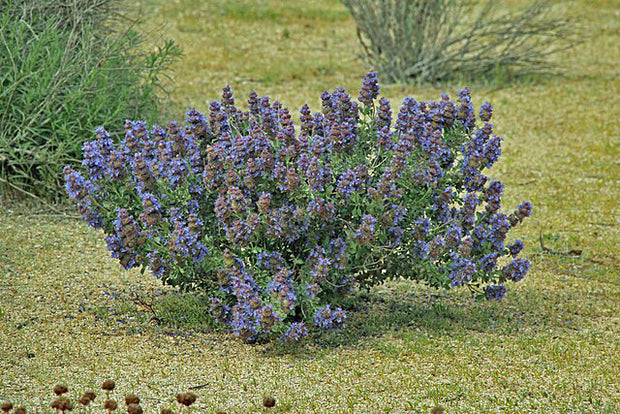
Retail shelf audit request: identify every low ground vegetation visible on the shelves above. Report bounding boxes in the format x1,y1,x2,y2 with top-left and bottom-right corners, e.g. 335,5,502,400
0,0,618,412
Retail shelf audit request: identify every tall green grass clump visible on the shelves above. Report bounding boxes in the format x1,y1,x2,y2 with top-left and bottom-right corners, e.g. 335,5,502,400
0,0,181,200
342,0,579,84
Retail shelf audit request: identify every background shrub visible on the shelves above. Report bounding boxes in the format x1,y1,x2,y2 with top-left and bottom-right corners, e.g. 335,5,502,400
65,73,532,343
0,0,181,201
341,0,580,83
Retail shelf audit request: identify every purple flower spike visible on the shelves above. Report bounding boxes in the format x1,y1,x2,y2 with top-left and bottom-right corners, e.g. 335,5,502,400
484,284,506,300
280,322,308,343
314,305,347,331
502,258,530,282
358,71,380,106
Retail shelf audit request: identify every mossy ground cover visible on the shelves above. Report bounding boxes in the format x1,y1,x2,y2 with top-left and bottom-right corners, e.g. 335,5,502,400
1,0,618,412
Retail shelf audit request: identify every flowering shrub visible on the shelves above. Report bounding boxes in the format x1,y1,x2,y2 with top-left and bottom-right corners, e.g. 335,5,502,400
65,73,532,342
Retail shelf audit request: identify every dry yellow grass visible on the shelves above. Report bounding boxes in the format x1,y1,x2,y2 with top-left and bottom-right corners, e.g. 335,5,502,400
1,0,619,412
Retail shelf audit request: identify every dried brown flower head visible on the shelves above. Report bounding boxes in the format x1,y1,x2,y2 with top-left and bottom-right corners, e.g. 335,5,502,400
51,397,73,412
78,391,96,406
14,408,27,414
125,395,140,406
51,397,66,410
84,391,96,401
1,402,13,413
263,396,276,408
185,392,197,406
126,403,143,414
104,399,118,411
176,392,197,407
78,396,90,406
102,380,116,392
431,406,445,414
53,384,69,396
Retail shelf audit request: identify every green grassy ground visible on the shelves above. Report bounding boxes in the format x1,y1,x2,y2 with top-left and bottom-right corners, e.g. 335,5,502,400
1,0,619,412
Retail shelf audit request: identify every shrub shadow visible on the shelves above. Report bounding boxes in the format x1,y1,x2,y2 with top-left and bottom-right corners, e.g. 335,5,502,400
265,279,560,356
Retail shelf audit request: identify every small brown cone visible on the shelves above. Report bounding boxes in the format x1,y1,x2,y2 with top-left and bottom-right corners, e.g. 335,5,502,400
78,391,96,406
51,396,73,413
51,397,71,411
0,402,12,413
83,391,96,401
125,395,140,406
14,408,27,414
53,384,69,396
104,399,118,411
263,396,276,408
102,380,116,392
185,392,197,406
126,403,143,414
58,397,73,412
176,392,197,407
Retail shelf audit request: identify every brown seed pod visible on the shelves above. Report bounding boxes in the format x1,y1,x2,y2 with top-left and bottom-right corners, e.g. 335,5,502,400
125,395,140,406
102,380,116,392
176,392,197,407
62,401,74,411
431,406,445,414
1,402,13,413
14,408,27,414
53,384,69,395
104,399,118,411
78,391,97,407
126,403,143,414
51,396,71,411
263,396,276,408
51,398,61,410
184,392,197,406
78,396,91,406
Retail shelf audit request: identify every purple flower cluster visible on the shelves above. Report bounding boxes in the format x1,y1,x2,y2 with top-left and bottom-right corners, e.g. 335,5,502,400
484,284,506,300
507,239,524,257
358,71,379,106
218,254,281,341
355,215,378,245
81,127,114,181
267,268,296,312
65,73,533,342
63,166,102,228
106,208,144,270
169,219,208,263
314,305,347,331
502,258,530,282
449,255,476,287
280,322,309,343
65,112,218,288
335,166,368,199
